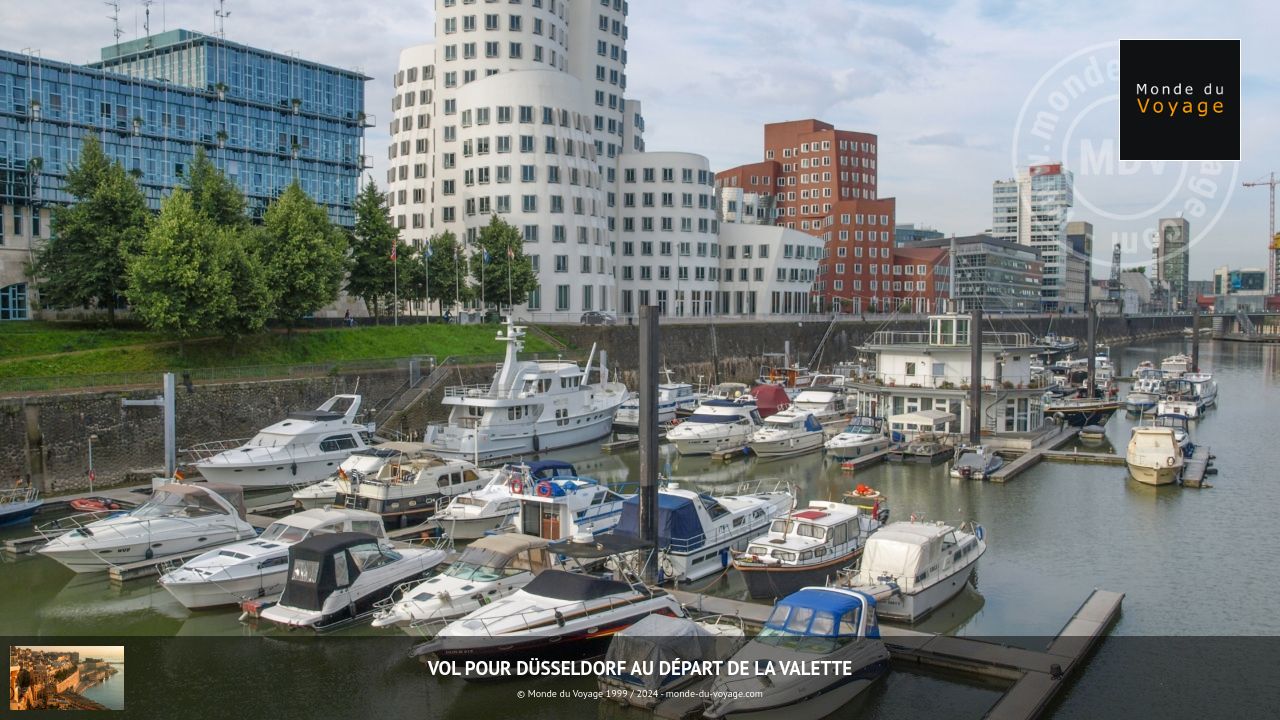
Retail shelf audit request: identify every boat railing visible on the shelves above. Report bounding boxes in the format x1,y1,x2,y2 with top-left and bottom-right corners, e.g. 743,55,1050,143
182,438,251,462
412,592,657,640
442,383,507,399
0,486,39,505
34,510,241,543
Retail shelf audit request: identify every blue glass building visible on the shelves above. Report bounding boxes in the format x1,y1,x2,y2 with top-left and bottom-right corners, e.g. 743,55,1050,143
0,31,370,319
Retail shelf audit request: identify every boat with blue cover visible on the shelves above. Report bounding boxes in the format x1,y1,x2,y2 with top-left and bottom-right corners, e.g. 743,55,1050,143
0,486,42,527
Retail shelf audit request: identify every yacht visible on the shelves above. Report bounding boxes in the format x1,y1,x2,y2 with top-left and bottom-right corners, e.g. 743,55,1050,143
703,587,890,720
1155,379,1207,418
1043,395,1122,427
37,483,256,573
0,486,42,527
422,318,628,463
370,534,554,631
733,500,884,600
510,462,633,541
749,411,825,458
1154,413,1194,456
825,416,890,459
610,482,793,583
1126,426,1184,486
1161,353,1192,378
192,395,373,488
291,443,436,510
409,568,685,663
599,613,747,710
704,382,752,402
425,461,552,539
1124,372,1166,413
257,531,447,631
158,508,389,609
614,374,700,429
667,400,764,456
839,519,986,623
336,455,488,528
949,445,1005,480
1183,372,1218,408
785,385,853,431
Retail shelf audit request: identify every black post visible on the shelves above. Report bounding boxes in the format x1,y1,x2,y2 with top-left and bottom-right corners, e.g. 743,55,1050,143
1190,304,1201,372
638,306,660,584
969,308,982,445
1086,302,1098,398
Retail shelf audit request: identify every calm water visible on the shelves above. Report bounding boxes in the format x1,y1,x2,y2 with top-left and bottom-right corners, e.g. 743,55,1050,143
3,336,1278,718
81,663,125,710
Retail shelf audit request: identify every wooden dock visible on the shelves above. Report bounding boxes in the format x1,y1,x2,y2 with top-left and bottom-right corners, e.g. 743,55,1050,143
989,428,1080,482
668,587,1123,720
1039,449,1126,465
835,447,893,471
710,445,752,462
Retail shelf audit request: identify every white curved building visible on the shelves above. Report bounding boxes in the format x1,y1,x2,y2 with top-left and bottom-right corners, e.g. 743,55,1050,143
387,44,437,315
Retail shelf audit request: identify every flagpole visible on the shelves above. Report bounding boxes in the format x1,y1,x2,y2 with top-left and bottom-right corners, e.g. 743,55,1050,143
393,244,399,327
481,251,486,313
424,242,430,320
454,243,460,319
507,242,513,309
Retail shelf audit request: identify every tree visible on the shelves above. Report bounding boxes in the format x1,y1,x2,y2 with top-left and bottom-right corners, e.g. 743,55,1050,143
423,231,471,317
125,189,235,349
467,215,539,310
260,181,347,329
214,227,274,343
35,135,148,324
184,147,248,227
345,181,400,321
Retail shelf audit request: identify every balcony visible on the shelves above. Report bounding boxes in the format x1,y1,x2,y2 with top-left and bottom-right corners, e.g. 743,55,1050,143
864,329,1036,348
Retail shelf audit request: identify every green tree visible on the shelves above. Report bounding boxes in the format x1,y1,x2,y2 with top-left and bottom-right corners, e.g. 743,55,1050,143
260,181,347,329
467,215,539,311
125,189,234,349
345,181,400,321
424,231,472,317
214,227,274,343
35,135,148,324
184,147,248,227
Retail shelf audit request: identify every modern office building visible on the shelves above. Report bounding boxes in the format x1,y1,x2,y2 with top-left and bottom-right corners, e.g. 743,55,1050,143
894,223,944,247
0,31,370,320
909,235,1043,313
1155,217,1190,311
1066,220,1094,305
992,163,1083,311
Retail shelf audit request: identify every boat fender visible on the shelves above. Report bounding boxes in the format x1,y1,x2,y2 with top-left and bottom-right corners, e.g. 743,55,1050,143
1167,456,1176,466
535,481,554,497
719,547,730,569
554,609,565,628
975,525,985,541
144,548,154,560
1166,395,1175,401
532,434,540,454
291,461,298,476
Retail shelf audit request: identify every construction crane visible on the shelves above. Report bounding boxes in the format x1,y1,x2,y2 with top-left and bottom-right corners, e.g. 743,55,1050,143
1242,172,1278,294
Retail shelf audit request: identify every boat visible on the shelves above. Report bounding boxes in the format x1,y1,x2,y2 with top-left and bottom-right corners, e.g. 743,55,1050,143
842,484,890,523
158,507,390,609
784,385,854,431
610,482,793,583
1161,353,1192,378
1126,426,1184,486
1038,333,1080,356
748,411,825,458
1079,425,1107,443
256,531,447,631
1155,378,1208,418
422,318,628,463
67,497,123,514
291,443,439,510
614,372,700,429
0,486,42,527
1154,413,1194,456
733,499,885,600
1043,396,1122,427
1183,372,1218,408
1124,372,1166,413
949,445,1005,480
837,518,986,623
371,534,554,631
36,483,256,573
704,382,752,402
509,460,633,541
425,462,555,539
667,399,764,456
757,361,820,397
599,613,747,710
408,568,686,663
335,454,488,528
748,383,792,418
192,395,373,488
887,433,955,464
825,416,891,459
703,587,890,719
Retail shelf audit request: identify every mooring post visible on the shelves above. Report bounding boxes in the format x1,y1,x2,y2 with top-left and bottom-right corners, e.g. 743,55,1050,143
638,306,660,584
969,308,982,446
1087,303,1097,398
163,372,176,479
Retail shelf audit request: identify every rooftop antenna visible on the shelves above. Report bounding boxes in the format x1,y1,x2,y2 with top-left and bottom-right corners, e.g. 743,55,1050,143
215,0,230,39
142,0,154,46
105,1,123,47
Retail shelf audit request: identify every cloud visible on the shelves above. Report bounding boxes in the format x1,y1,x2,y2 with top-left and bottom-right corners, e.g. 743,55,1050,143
909,131,969,147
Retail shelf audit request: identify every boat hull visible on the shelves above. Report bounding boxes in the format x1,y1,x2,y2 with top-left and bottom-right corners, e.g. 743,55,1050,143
425,413,620,464
38,527,252,574
1046,403,1122,427
706,656,889,720
737,549,861,600
825,438,890,459
161,568,287,609
196,456,346,488
418,608,669,664
873,555,980,623
427,512,514,540
0,502,42,527
749,432,824,458
669,427,754,456
1127,463,1182,486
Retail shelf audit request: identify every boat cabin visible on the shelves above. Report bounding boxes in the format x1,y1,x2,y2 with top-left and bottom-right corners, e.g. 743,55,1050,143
760,587,880,644
279,531,405,614
887,410,956,442
856,522,979,594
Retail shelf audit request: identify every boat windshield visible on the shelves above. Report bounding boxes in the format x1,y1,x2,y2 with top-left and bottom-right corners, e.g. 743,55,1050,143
442,546,521,582
843,422,878,435
132,489,226,518
246,432,296,448
686,413,739,424
757,604,862,652
260,522,310,543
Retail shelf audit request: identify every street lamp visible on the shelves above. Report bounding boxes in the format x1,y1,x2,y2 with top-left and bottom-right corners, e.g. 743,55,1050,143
87,434,99,493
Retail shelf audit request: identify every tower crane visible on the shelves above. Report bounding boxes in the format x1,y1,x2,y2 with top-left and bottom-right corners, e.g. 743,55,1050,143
1242,172,1278,294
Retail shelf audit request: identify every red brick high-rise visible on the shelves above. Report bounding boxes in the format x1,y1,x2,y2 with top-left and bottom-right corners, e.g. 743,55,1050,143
716,119,897,313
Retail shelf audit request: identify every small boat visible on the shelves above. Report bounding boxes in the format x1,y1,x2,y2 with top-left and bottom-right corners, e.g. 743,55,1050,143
192,394,373,488
1126,427,1184,486
371,534,554,631
1124,372,1166,413
291,443,437,510
614,372,700,429
37,483,256,573
1044,397,1122,427
159,507,389,609
1155,379,1205,418
667,399,764,456
67,497,123,514
1079,425,1107,443
733,499,884,600
825,416,890,459
257,531,447,631
785,385,854,431
949,445,1004,480
838,519,986,623
1161,354,1192,378
599,613,747,710
1154,413,1194,456
842,485,890,522
887,433,955,464
409,568,686,663
0,486,43,527
509,461,633,541
703,587,890,719
748,411,825,458
1183,372,1218,408
336,454,488,528
426,461,559,539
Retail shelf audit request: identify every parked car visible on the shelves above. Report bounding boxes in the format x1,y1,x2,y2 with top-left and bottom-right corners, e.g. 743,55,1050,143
580,311,617,326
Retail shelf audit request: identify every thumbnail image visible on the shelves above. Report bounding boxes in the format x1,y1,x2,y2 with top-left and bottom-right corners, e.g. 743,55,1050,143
9,645,124,711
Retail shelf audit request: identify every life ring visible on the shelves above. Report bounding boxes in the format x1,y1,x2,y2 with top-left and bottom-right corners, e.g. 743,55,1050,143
535,481,554,497
1166,456,1175,467
508,475,524,494
854,484,874,496
1166,395,1176,401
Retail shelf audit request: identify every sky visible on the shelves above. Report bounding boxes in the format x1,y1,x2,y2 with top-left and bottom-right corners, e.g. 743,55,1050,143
3,0,1276,280
14,645,125,662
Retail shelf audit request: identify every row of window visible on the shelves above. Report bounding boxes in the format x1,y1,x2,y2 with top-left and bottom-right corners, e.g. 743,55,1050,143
619,216,717,234
622,166,712,186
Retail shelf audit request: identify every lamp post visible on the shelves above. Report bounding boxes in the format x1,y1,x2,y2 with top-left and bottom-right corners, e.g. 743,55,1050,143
87,434,99,493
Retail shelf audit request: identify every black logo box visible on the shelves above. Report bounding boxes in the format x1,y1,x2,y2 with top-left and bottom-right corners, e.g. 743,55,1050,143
1119,39,1240,161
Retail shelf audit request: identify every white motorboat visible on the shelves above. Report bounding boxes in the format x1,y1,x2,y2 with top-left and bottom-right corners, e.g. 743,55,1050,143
1126,426,1184,485
158,508,389,609
409,568,686,663
510,461,633,541
611,482,793,583
1161,353,1192,378
703,587,890,719
422,318,628,463
839,519,986,623
949,445,1005,480
748,411,825,458
0,486,42,527
1154,413,1194,456
370,534,553,630
1183,372,1218,408
337,454,488,528
824,416,890,459
1124,372,1166,413
37,483,256,573
192,395,373,488
291,443,435,510
733,499,884,600
1155,378,1207,418
257,531,447,631
785,385,853,431
599,613,747,710
667,400,764,456
425,462,540,539
614,373,700,429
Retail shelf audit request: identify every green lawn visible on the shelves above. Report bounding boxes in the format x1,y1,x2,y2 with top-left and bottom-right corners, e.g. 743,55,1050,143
0,322,561,381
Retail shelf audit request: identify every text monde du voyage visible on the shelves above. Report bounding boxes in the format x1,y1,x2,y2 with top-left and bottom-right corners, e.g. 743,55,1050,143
1134,82,1228,118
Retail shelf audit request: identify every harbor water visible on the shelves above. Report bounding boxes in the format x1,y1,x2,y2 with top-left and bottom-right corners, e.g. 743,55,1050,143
3,337,1279,718
80,662,125,711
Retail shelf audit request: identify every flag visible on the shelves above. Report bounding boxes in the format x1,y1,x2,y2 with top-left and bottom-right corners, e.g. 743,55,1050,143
425,244,433,258
483,250,491,264
390,246,397,261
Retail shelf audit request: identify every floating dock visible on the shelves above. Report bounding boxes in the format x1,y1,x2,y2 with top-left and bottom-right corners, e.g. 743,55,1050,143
989,428,1080,482
601,432,667,454
1180,445,1215,488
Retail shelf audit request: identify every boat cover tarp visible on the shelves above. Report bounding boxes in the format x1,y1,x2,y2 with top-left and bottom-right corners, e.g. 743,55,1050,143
751,384,790,417
522,569,634,601
613,493,704,551
765,588,875,638
526,460,577,479
604,615,746,692
280,531,372,611
803,414,823,433
859,534,929,590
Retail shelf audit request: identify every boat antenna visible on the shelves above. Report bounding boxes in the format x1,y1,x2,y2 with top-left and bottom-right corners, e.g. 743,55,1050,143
780,484,798,543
